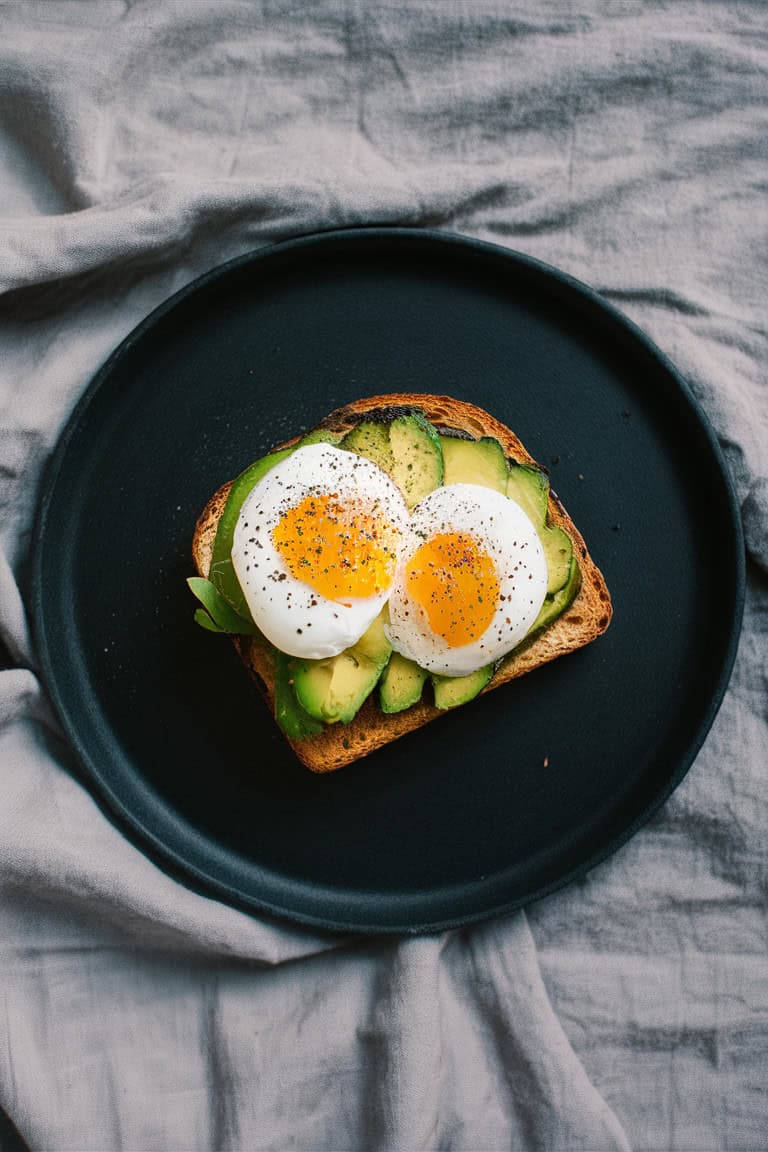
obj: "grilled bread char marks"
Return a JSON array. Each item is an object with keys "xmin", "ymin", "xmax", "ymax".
[{"xmin": 192, "ymin": 394, "xmax": 612, "ymax": 773}]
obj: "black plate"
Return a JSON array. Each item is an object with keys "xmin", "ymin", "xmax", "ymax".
[{"xmin": 30, "ymin": 229, "xmax": 744, "ymax": 933}]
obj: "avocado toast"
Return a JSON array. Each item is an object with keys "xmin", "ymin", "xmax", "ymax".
[{"xmin": 190, "ymin": 394, "xmax": 612, "ymax": 772}]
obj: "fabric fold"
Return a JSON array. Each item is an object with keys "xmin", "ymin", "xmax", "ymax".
[{"xmin": 1, "ymin": 1, "xmax": 765, "ymax": 1149}]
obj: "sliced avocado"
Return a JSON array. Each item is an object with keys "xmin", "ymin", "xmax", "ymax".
[
  {"xmin": 297, "ymin": 428, "xmax": 343, "ymax": 447},
  {"xmin": 340, "ymin": 421, "xmax": 395, "ymax": 476},
  {"xmin": 341, "ymin": 414, "xmax": 444, "ymax": 507},
  {"xmin": 209, "ymin": 447, "xmax": 294, "ymax": 618},
  {"xmin": 351, "ymin": 609, "xmax": 392, "ymax": 664},
  {"xmin": 292, "ymin": 610, "xmax": 392, "ymax": 724},
  {"xmin": 431, "ymin": 664, "xmax": 494, "ymax": 710},
  {"xmin": 506, "ymin": 464, "xmax": 549, "ymax": 526},
  {"xmin": 390, "ymin": 413, "xmax": 444, "ymax": 508},
  {"xmin": 273, "ymin": 650, "xmax": 324, "ymax": 740},
  {"xmin": 440, "ymin": 434, "xmax": 507, "ymax": 493},
  {"xmin": 529, "ymin": 551, "xmax": 582, "ymax": 634},
  {"xmin": 379, "ymin": 653, "xmax": 428, "ymax": 714},
  {"xmin": 504, "ymin": 461, "xmax": 572, "ymax": 595},
  {"xmin": 540, "ymin": 524, "xmax": 574, "ymax": 596}
]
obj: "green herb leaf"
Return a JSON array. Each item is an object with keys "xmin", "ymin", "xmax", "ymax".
[
  {"xmin": 193, "ymin": 608, "xmax": 226, "ymax": 632},
  {"xmin": 187, "ymin": 577, "xmax": 257, "ymax": 634}
]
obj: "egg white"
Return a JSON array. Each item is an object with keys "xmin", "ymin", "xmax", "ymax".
[
  {"xmin": 386, "ymin": 483, "xmax": 548, "ymax": 676},
  {"xmin": 231, "ymin": 444, "xmax": 409, "ymax": 659}
]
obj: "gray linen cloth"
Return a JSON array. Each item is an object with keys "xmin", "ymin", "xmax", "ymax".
[{"xmin": 1, "ymin": 2, "xmax": 766, "ymax": 1149}]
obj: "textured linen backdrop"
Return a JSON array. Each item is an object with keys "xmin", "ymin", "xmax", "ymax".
[{"xmin": 1, "ymin": 3, "xmax": 766, "ymax": 1150}]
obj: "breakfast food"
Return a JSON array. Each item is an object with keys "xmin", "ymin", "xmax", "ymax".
[
  {"xmin": 232, "ymin": 446, "xmax": 409, "ymax": 658},
  {"xmin": 386, "ymin": 484, "xmax": 548, "ymax": 676},
  {"xmin": 189, "ymin": 395, "xmax": 612, "ymax": 772}
]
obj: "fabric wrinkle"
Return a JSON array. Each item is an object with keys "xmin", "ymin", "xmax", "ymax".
[{"xmin": 0, "ymin": 1, "xmax": 765, "ymax": 1148}]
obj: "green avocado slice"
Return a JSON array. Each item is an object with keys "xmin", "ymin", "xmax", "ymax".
[
  {"xmin": 431, "ymin": 664, "xmax": 494, "ymax": 710},
  {"xmin": 540, "ymin": 524, "xmax": 573, "ymax": 596},
  {"xmin": 529, "ymin": 551, "xmax": 582, "ymax": 635},
  {"xmin": 440, "ymin": 434, "xmax": 507, "ymax": 493},
  {"xmin": 340, "ymin": 421, "xmax": 394, "ymax": 475},
  {"xmin": 379, "ymin": 653, "xmax": 428, "ymax": 714},
  {"xmin": 341, "ymin": 413, "xmax": 444, "ymax": 509},
  {"xmin": 292, "ymin": 610, "xmax": 392, "ymax": 724},
  {"xmin": 296, "ymin": 428, "xmax": 343, "ymax": 447},
  {"xmin": 506, "ymin": 463, "xmax": 549, "ymax": 526},
  {"xmin": 389, "ymin": 413, "xmax": 444, "ymax": 508},
  {"xmin": 273, "ymin": 651, "xmax": 324, "ymax": 740}
]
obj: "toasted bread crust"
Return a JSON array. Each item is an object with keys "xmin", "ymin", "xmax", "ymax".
[{"xmin": 192, "ymin": 394, "xmax": 612, "ymax": 772}]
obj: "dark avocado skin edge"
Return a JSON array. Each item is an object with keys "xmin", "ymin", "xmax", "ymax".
[
  {"xmin": 318, "ymin": 403, "xmax": 422, "ymax": 429},
  {"xmin": 433, "ymin": 425, "xmax": 475, "ymax": 441}
]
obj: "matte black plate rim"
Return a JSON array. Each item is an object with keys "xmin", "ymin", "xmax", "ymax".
[{"xmin": 29, "ymin": 227, "xmax": 746, "ymax": 935}]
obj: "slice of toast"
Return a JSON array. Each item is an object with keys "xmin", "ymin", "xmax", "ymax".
[{"xmin": 192, "ymin": 394, "xmax": 612, "ymax": 772}]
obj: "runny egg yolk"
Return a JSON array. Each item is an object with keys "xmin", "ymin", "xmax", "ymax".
[
  {"xmin": 405, "ymin": 532, "xmax": 500, "ymax": 648},
  {"xmin": 271, "ymin": 493, "xmax": 399, "ymax": 604}
]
